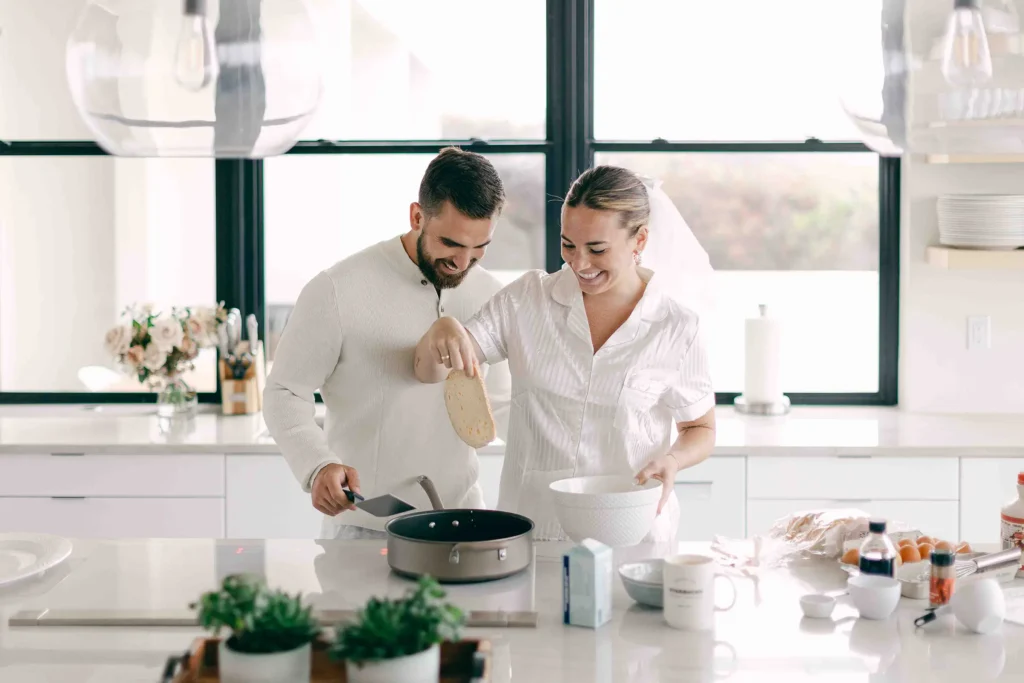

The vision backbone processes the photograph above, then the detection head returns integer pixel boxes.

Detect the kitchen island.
[1,538,1022,682]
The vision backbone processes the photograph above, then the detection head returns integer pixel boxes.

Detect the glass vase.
[155,375,198,419]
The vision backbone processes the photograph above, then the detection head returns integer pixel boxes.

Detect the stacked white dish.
[937,194,1024,250]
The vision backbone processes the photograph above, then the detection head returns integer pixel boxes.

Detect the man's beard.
[416,233,475,289]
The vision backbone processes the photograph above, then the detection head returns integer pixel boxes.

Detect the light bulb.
[941,0,993,87]
[174,0,218,92]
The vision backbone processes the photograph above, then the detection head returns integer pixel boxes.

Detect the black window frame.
[0,0,898,406]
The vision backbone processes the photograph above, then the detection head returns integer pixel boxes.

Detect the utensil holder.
[219,340,266,415]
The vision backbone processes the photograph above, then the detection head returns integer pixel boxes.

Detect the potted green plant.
[332,576,465,683]
[191,573,321,683]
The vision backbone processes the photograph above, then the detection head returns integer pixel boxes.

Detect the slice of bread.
[443,368,496,448]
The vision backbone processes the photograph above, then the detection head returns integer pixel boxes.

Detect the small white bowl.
[550,476,660,547]
[618,559,664,608]
[848,574,901,621]
[800,594,837,619]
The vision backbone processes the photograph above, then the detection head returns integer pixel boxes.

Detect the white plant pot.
[345,643,440,683]
[218,640,311,683]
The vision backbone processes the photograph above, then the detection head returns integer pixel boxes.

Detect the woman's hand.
[635,453,680,515]
[422,317,479,377]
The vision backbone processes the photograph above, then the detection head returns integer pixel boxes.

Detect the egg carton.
[841,529,923,553]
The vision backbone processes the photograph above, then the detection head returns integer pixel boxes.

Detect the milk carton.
[562,538,613,628]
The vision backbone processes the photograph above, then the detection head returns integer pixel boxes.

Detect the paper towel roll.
[744,304,783,403]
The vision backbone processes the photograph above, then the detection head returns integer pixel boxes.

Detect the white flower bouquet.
[105,303,227,410]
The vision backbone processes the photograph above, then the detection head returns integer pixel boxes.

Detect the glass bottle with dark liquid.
[858,519,898,577]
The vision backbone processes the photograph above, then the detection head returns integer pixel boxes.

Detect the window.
[263,153,545,362]
[594,0,867,142]
[592,0,898,402]
[597,152,880,394]
[0,0,897,405]
[0,157,218,393]
[301,0,546,140]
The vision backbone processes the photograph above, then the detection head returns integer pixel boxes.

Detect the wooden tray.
[162,637,490,682]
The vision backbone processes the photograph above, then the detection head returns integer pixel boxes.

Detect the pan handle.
[448,541,511,565]
[415,475,445,511]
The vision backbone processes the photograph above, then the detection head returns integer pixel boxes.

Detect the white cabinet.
[0,454,224,496]
[747,456,959,501]
[0,453,226,538]
[477,455,503,510]
[226,455,323,538]
[960,458,1024,545]
[675,456,746,541]
[746,500,960,543]
[0,497,224,537]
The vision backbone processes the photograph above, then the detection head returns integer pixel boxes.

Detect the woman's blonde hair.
[563,166,650,237]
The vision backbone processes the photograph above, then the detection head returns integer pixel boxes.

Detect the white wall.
[898,0,1024,414]
[899,161,1024,414]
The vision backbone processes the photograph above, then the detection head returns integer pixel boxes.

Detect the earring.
[633,251,642,265]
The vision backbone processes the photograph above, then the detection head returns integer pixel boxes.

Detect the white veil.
[638,175,716,319]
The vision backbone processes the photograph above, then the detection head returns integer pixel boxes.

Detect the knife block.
[219,340,266,415]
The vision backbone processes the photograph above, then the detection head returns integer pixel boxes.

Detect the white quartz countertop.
[0,404,1021,456]
[1,538,1023,682]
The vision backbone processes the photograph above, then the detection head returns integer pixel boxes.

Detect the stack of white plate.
[938,194,1024,250]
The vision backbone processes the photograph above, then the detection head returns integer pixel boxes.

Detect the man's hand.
[311,463,361,516]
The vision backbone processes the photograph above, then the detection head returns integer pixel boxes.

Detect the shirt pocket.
[613,369,669,442]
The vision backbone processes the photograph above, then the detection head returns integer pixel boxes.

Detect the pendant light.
[841,0,1024,157]
[65,0,323,158]
[941,0,993,87]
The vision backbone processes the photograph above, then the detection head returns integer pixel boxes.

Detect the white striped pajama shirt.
[463,266,714,541]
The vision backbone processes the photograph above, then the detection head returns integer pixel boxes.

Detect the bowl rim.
[618,559,664,586]
[549,475,660,495]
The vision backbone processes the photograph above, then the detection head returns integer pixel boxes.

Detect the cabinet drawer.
[675,456,746,541]
[226,456,322,539]
[747,457,958,500]
[0,454,225,497]
[746,500,960,543]
[0,497,225,538]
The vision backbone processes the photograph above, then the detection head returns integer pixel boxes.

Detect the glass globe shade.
[66,0,323,158]
[841,0,1024,157]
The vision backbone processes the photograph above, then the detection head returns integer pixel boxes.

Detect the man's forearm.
[263,380,341,492]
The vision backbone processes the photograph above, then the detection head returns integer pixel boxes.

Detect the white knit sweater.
[263,236,511,534]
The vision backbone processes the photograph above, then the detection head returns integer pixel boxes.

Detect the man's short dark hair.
[418,147,505,220]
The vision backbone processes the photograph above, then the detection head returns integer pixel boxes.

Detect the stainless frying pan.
[384,476,535,583]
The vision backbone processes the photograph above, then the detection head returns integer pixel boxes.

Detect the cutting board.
[163,637,490,682]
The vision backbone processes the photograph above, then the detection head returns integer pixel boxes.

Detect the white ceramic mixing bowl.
[549,475,660,547]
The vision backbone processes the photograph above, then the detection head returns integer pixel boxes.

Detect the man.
[264,147,511,539]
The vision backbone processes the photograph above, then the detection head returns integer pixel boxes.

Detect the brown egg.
[841,548,860,565]
[934,540,953,552]
[956,542,973,554]
[917,536,935,546]
[897,538,914,548]
[899,545,922,564]
[917,543,934,560]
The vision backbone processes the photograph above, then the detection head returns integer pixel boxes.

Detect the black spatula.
[344,489,416,517]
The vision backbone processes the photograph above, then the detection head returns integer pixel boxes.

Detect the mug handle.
[714,574,737,612]
[713,641,738,679]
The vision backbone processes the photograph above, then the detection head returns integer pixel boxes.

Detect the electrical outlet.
[967,315,991,350]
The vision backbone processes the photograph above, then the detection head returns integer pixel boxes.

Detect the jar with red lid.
[1000,472,1024,578]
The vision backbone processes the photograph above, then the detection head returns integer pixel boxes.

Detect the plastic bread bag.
[711,509,912,570]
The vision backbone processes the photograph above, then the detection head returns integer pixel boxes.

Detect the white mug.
[663,554,737,630]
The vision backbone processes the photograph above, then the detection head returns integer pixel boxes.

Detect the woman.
[414,166,716,542]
